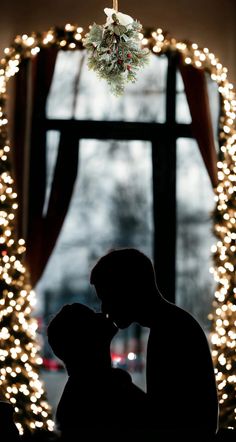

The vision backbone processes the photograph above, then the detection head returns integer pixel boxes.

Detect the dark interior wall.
[0,0,236,83]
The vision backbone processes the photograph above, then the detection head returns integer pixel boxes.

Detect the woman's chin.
[115,319,132,329]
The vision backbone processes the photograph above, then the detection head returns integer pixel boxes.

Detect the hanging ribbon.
[113,0,118,12]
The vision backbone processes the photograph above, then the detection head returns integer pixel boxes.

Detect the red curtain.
[179,59,218,189]
[12,57,30,240]
[13,47,79,286]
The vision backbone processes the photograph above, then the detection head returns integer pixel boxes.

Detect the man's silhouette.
[47,302,150,441]
[90,247,219,438]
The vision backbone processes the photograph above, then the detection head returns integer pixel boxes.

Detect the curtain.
[13,47,79,287]
[179,59,218,189]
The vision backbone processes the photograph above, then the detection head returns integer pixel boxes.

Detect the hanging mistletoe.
[83,2,150,96]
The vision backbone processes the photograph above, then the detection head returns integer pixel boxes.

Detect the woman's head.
[47,302,118,371]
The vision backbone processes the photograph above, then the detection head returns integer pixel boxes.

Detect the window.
[35,49,219,411]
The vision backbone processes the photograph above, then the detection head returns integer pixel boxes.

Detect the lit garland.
[0,175,54,432]
[0,24,235,430]
[0,74,54,434]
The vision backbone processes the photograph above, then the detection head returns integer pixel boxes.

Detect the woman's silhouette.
[0,401,21,441]
[47,302,150,441]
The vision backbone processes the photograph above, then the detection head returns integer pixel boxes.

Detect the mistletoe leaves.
[83,12,150,96]
[86,24,103,48]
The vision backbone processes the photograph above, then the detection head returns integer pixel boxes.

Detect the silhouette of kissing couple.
[47,248,219,441]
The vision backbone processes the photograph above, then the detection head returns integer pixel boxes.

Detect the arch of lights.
[0,24,235,430]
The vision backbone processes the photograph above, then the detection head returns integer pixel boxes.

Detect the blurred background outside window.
[33,51,219,414]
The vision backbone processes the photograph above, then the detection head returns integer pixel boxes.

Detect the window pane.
[176,138,216,331]
[37,139,153,404]
[37,139,153,307]
[43,131,60,215]
[176,70,192,123]
[206,73,220,151]
[47,51,167,122]
[46,50,84,119]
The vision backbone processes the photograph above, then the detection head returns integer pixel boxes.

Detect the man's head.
[90,248,158,328]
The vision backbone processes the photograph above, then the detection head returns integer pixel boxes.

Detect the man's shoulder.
[150,299,206,337]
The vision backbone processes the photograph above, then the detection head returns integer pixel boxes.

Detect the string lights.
[0,174,54,432]
[0,24,235,429]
